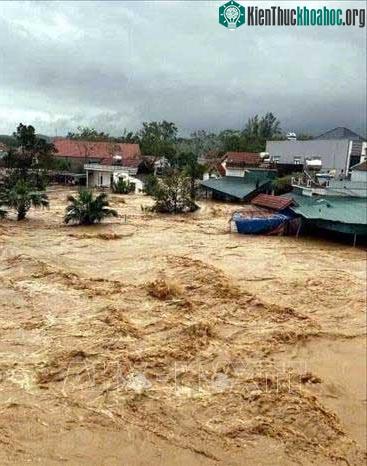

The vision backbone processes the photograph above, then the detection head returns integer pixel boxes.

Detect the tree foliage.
[138,121,177,162]
[112,178,134,194]
[151,170,198,214]
[143,174,159,196]
[67,126,111,142]
[64,190,118,225]
[4,124,57,190]
[177,152,206,199]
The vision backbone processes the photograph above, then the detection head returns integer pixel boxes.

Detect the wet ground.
[0,187,366,465]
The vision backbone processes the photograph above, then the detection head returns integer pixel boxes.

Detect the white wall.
[225,167,245,177]
[351,170,367,183]
[87,171,112,187]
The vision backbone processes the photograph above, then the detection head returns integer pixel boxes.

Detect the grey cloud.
[0,1,365,137]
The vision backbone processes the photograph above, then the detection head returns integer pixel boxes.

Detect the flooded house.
[53,139,144,192]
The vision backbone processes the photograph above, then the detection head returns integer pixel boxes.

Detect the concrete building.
[350,160,367,183]
[266,127,366,175]
[84,164,144,193]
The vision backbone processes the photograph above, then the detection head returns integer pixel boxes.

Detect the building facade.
[266,128,366,175]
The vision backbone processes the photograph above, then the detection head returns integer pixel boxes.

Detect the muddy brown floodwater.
[0,187,366,466]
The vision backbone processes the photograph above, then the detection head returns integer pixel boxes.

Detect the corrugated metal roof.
[201,176,269,200]
[287,194,367,225]
[251,194,293,211]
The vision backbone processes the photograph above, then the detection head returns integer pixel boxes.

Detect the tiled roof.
[225,152,261,167]
[0,143,8,152]
[351,160,367,171]
[251,194,293,211]
[53,139,141,160]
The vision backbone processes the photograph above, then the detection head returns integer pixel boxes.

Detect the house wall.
[265,139,351,174]
[225,167,245,177]
[351,170,367,183]
[87,171,112,188]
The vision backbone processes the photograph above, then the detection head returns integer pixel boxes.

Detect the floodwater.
[0,187,366,465]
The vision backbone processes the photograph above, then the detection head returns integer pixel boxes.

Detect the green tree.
[64,190,118,225]
[67,126,111,142]
[242,113,282,152]
[4,124,57,188]
[218,129,242,152]
[138,121,177,163]
[13,123,57,170]
[143,174,159,196]
[2,179,49,221]
[117,129,139,143]
[151,170,198,214]
[178,152,206,199]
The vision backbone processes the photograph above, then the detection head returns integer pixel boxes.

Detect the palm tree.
[64,190,118,225]
[3,179,49,221]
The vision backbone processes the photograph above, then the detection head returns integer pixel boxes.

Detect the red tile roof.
[53,139,141,161]
[251,194,294,211]
[225,152,261,167]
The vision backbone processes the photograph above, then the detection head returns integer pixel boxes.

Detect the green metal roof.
[289,194,367,225]
[201,176,269,200]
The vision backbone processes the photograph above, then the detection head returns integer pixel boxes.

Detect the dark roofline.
[315,127,364,141]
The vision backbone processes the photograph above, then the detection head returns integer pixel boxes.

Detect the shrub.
[112,178,134,194]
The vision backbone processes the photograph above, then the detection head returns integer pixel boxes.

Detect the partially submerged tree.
[177,152,206,200]
[2,179,49,221]
[4,124,57,189]
[64,190,118,225]
[143,174,159,196]
[112,178,134,194]
[151,170,198,214]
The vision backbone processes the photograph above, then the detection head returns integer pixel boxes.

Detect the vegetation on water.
[64,190,118,225]
[1,179,49,220]
[0,124,55,220]
[112,178,134,194]
[150,170,198,214]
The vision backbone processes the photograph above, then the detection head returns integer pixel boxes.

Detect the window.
[272,156,280,163]
[294,157,301,165]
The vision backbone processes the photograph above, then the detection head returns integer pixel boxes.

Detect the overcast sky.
[0,1,366,137]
